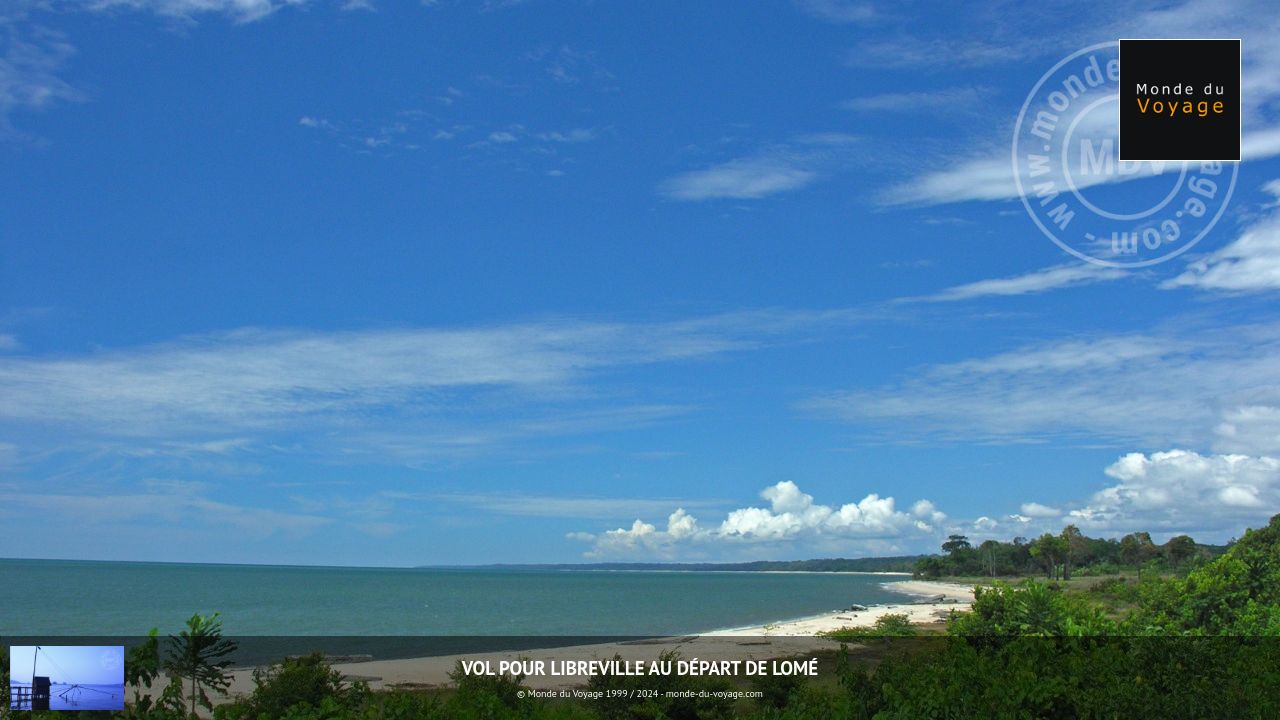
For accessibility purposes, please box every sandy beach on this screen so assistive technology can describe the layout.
[198,579,976,698]
[702,579,973,636]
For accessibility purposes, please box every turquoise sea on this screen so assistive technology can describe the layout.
[0,559,911,636]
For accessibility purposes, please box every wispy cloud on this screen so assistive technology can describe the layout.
[420,492,730,520]
[903,263,1128,302]
[1163,184,1280,292]
[794,0,875,24]
[882,2,1280,207]
[0,484,330,537]
[847,37,1029,69]
[842,86,990,113]
[805,320,1280,455]
[523,45,615,88]
[658,134,858,201]
[659,156,818,201]
[87,0,311,24]
[0,310,862,457]
[0,18,83,137]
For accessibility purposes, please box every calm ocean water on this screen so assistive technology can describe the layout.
[8,682,125,712]
[0,559,910,636]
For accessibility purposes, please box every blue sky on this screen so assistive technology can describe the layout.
[8,645,124,685]
[2,0,1280,565]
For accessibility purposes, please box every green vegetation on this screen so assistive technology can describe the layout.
[819,613,917,641]
[916,524,1226,580]
[3,515,1278,719]
[166,613,239,717]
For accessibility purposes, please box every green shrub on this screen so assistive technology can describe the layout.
[819,613,918,641]
[214,652,361,720]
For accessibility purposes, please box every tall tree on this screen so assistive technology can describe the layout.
[1120,531,1156,565]
[1166,534,1196,569]
[165,612,238,717]
[1030,533,1067,580]
[978,539,1000,577]
[1061,524,1086,581]
[942,535,972,555]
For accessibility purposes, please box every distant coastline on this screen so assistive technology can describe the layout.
[3,555,923,573]
[439,556,925,574]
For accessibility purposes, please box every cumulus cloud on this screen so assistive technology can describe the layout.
[572,481,943,557]
[1019,502,1061,518]
[1066,449,1280,536]
[972,516,998,531]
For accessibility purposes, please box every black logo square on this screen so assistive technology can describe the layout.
[1119,39,1241,161]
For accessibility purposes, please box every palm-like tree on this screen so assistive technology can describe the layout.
[164,612,238,717]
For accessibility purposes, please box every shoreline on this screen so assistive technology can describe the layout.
[195,579,976,700]
[700,579,974,636]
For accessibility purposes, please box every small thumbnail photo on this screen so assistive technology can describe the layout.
[9,645,125,711]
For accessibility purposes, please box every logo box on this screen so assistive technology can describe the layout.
[1119,39,1241,161]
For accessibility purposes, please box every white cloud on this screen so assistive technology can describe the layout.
[973,516,998,531]
[0,20,83,135]
[1163,204,1280,292]
[488,130,517,143]
[0,310,862,462]
[881,151,1016,205]
[1019,502,1061,518]
[660,156,818,201]
[0,485,330,537]
[422,492,727,520]
[847,37,1028,69]
[806,320,1280,455]
[536,128,595,143]
[573,480,942,558]
[87,0,310,24]
[794,0,874,24]
[842,87,989,113]
[659,134,858,201]
[880,3,1280,207]
[1066,449,1280,536]
[297,115,338,130]
[905,263,1127,302]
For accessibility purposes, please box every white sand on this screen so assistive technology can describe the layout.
[702,579,974,637]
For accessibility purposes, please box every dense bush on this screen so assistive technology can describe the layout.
[948,580,1116,637]
[214,653,362,720]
